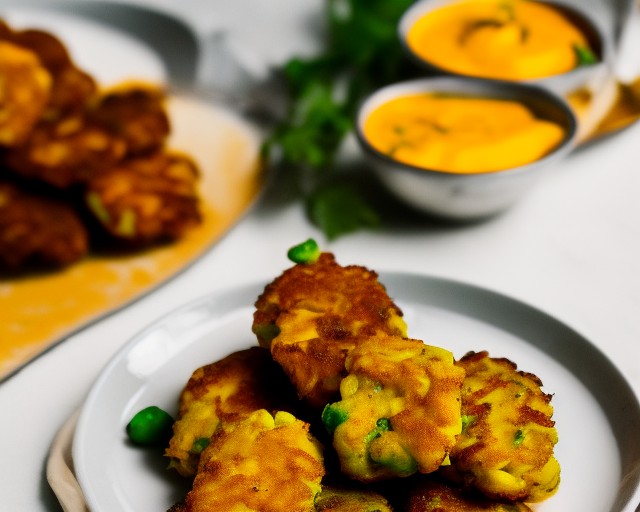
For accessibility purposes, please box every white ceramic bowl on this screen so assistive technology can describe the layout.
[397,0,613,98]
[355,77,578,220]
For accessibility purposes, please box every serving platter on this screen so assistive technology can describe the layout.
[72,272,640,512]
[0,4,265,381]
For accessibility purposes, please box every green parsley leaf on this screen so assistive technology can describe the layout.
[307,183,380,240]
[574,43,598,66]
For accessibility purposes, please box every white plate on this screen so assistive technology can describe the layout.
[0,0,199,86]
[73,273,640,512]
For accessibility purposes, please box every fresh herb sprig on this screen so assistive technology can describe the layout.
[265,0,417,239]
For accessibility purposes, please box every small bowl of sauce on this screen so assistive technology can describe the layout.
[355,77,577,219]
[398,0,612,138]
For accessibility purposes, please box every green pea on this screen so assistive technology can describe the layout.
[252,323,281,344]
[461,414,476,432]
[287,239,320,264]
[126,406,174,446]
[321,404,348,435]
[514,429,526,447]
[190,437,210,454]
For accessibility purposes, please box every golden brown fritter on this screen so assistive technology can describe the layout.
[315,486,394,511]
[2,114,127,188]
[322,335,464,483]
[166,347,298,477]
[3,26,97,117]
[0,180,88,270]
[178,410,324,512]
[406,478,533,512]
[89,84,170,156]
[0,41,52,146]
[446,351,560,503]
[85,150,201,244]
[252,252,407,408]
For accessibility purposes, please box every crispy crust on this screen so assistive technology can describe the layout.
[84,150,201,244]
[2,26,97,117]
[0,41,51,146]
[407,478,533,512]
[253,253,407,407]
[2,114,127,188]
[165,347,298,477]
[328,335,464,482]
[89,84,170,155]
[315,486,393,512]
[447,351,560,502]
[0,180,88,269]
[179,410,324,512]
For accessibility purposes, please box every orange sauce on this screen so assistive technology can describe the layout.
[406,0,594,80]
[363,93,565,173]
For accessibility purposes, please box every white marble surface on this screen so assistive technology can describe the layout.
[0,0,639,510]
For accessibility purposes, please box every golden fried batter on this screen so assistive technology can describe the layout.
[89,84,170,155]
[85,150,201,244]
[407,478,533,512]
[253,252,407,407]
[166,347,298,477]
[323,335,464,482]
[0,41,51,146]
[2,114,127,188]
[178,410,324,512]
[315,486,394,511]
[447,351,560,503]
[4,27,97,117]
[0,180,88,270]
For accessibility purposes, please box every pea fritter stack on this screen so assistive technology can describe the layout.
[164,242,560,511]
[0,19,201,273]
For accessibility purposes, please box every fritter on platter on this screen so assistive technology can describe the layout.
[1,24,97,117]
[322,335,465,482]
[173,409,324,512]
[406,478,533,512]
[315,486,394,511]
[252,251,407,408]
[0,18,203,276]
[446,351,560,502]
[0,41,51,146]
[165,347,298,477]
[89,84,170,156]
[85,150,201,244]
[0,180,88,270]
[2,114,127,188]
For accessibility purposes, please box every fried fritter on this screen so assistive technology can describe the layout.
[85,150,201,244]
[3,26,97,117]
[0,41,51,146]
[2,113,127,188]
[315,486,394,511]
[165,347,298,477]
[89,84,170,155]
[0,180,88,270]
[322,335,464,482]
[252,252,407,408]
[406,478,533,512]
[447,351,560,503]
[177,409,324,512]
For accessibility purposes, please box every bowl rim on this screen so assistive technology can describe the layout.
[354,76,579,179]
[397,0,610,83]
